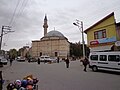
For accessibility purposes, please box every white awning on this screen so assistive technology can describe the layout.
[90,45,113,52]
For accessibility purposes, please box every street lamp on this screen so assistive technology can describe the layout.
[73,20,85,58]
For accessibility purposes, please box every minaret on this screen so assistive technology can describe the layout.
[43,15,48,36]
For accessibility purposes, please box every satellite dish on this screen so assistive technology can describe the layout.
[115,41,120,46]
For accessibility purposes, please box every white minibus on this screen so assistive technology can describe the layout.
[89,52,120,72]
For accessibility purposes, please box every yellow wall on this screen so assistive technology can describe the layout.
[87,15,116,46]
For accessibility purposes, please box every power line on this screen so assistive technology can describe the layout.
[9,0,22,26]
[4,0,29,50]
[11,0,29,26]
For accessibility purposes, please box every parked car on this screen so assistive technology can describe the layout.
[50,57,57,63]
[40,55,57,63]
[16,57,26,62]
[40,55,51,62]
[29,57,37,62]
[0,56,8,65]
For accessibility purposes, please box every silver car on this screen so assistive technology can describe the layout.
[0,56,8,65]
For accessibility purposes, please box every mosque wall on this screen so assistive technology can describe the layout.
[32,38,70,59]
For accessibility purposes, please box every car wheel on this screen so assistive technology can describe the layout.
[92,66,98,72]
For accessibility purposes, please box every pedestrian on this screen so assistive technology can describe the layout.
[65,57,69,68]
[57,57,59,63]
[37,58,40,64]
[0,71,3,90]
[28,58,30,63]
[10,58,13,66]
[81,57,89,72]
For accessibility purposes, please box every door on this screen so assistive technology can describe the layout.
[98,55,109,68]
[55,52,58,57]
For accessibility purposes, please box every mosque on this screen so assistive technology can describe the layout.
[31,15,70,58]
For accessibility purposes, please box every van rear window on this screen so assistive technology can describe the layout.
[90,55,98,61]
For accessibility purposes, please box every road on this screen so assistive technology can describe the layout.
[0,60,120,90]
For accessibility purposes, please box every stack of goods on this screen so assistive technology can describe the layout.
[6,75,39,90]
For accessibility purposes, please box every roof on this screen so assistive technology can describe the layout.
[41,30,67,40]
[84,12,114,33]
[44,30,65,38]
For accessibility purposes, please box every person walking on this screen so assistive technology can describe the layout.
[65,57,70,68]
[57,57,59,63]
[10,58,13,66]
[81,57,89,72]
[37,58,40,64]
[28,58,31,63]
[0,71,3,90]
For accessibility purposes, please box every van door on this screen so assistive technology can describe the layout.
[98,55,109,68]
[108,55,120,70]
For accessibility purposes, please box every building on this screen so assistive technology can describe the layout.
[116,22,120,40]
[31,15,70,58]
[84,12,120,52]
[20,46,30,58]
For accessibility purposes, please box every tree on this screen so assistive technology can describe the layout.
[70,42,90,58]
[9,49,17,59]
[18,48,23,56]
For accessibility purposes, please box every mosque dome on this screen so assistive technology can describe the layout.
[41,30,67,40]
[45,30,64,37]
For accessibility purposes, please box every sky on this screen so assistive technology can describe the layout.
[0,0,120,51]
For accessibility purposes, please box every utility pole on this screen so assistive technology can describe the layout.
[73,20,85,58]
[0,26,13,52]
[0,26,4,51]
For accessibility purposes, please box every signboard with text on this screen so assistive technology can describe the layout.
[90,36,116,45]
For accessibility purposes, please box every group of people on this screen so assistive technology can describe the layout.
[37,56,89,72]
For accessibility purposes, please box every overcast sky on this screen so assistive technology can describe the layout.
[0,0,120,51]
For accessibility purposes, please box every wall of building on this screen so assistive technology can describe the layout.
[87,15,116,46]
[116,23,120,40]
[32,38,70,58]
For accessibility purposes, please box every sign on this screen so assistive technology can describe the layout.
[90,40,99,45]
[98,36,116,43]
[90,36,116,45]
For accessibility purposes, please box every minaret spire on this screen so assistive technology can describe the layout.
[43,14,48,36]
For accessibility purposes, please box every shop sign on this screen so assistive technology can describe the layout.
[90,40,99,45]
[90,36,116,45]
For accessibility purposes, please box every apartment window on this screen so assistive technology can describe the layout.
[94,29,106,39]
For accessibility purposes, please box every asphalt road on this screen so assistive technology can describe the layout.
[1,60,120,90]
